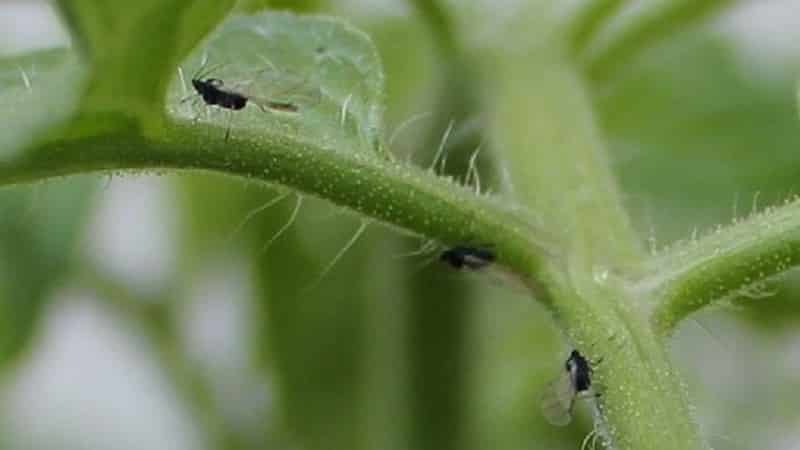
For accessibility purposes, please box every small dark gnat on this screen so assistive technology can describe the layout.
[191,78,248,110]
[191,77,299,113]
[541,350,601,426]
[439,245,495,270]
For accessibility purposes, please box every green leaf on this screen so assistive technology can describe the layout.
[169,12,386,154]
[601,32,800,243]
[55,0,236,128]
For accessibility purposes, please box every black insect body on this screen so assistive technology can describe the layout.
[188,75,303,140]
[192,78,248,110]
[440,245,495,270]
[192,76,302,112]
[566,350,594,393]
[541,350,601,426]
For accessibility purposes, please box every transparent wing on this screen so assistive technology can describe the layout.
[233,66,322,112]
[540,372,576,426]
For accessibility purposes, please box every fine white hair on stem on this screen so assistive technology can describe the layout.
[428,120,455,172]
[177,67,188,97]
[498,158,516,195]
[689,318,729,351]
[199,51,209,71]
[227,191,290,243]
[751,190,761,216]
[438,135,452,175]
[306,220,370,291]
[580,428,598,450]
[262,194,304,253]
[18,66,32,92]
[390,111,433,149]
[340,93,353,128]
[466,144,483,194]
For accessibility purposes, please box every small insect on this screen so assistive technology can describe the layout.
[439,245,495,270]
[191,77,300,113]
[183,59,317,140]
[541,350,601,426]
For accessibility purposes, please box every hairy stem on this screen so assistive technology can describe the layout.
[648,199,800,335]
[484,31,706,447]
[0,117,553,300]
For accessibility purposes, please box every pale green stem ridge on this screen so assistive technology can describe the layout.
[647,199,800,336]
[584,0,737,79]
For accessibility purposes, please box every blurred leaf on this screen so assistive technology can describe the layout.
[0,0,235,162]
[600,32,800,243]
[55,0,235,127]
[0,177,95,367]
[251,199,392,450]
[599,32,800,326]
[0,49,83,158]
[406,268,472,450]
[237,0,324,13]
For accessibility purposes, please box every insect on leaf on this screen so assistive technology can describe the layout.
[170,12,386,155]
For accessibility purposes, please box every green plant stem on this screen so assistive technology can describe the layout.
[405,4,479,450]
[584,0,737,79]
[648,200,800,335]
[485,44,706,448]
[0,118,553,299]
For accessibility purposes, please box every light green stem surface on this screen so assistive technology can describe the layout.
[485,42,707,448]
[648,200,800,335]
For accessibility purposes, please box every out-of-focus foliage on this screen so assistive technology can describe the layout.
[600,31,800,326]
[0,177,95,367]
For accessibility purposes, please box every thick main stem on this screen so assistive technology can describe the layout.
[485,41,708,449]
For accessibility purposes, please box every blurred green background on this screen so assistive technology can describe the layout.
[1,1,800,449]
